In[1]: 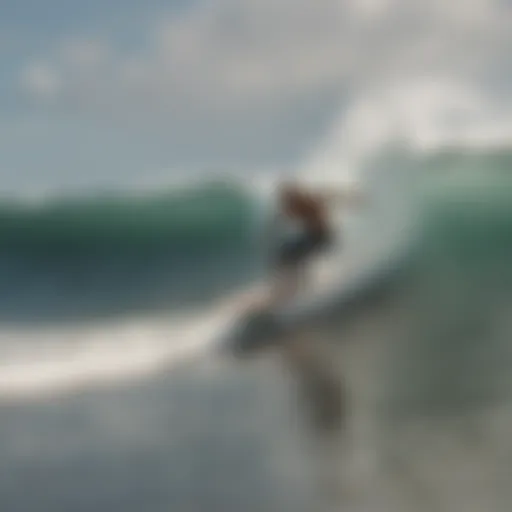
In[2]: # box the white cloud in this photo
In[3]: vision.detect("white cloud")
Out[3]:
[17,0,512,152]
[59,39,111,73]
[21,62,62,100]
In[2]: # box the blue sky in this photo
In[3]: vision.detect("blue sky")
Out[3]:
[1,0,511,193]
[1,0,346,193]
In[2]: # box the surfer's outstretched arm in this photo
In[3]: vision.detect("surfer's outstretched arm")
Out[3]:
[318,185,368,208]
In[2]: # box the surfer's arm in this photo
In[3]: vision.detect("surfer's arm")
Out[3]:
[317,185,368,208]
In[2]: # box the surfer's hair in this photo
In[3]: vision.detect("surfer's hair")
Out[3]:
[277,180,303,202]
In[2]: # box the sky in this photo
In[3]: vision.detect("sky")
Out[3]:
[1,0,512,193]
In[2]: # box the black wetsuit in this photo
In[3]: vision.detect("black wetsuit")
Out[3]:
[276,228,333,268]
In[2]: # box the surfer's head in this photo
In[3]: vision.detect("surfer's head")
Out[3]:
[278,181,304,211]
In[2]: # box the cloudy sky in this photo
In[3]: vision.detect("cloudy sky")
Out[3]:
[1,0,511,192]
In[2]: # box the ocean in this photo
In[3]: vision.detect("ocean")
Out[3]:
[1,147,512,511]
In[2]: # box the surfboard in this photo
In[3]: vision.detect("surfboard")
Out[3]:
[214,163,419,357]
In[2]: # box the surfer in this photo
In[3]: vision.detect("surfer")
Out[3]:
[268,181,365,305]
[270,183,365,504]
[234,180,366,503]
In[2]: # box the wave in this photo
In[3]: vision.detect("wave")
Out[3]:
[1,151,511,399]
[1,143,511,324]
[0,179,258,253]
[0,179,268,324]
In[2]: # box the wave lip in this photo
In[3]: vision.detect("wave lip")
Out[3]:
[0,179,258,252]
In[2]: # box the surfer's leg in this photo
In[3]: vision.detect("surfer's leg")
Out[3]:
[269,264,301,305]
